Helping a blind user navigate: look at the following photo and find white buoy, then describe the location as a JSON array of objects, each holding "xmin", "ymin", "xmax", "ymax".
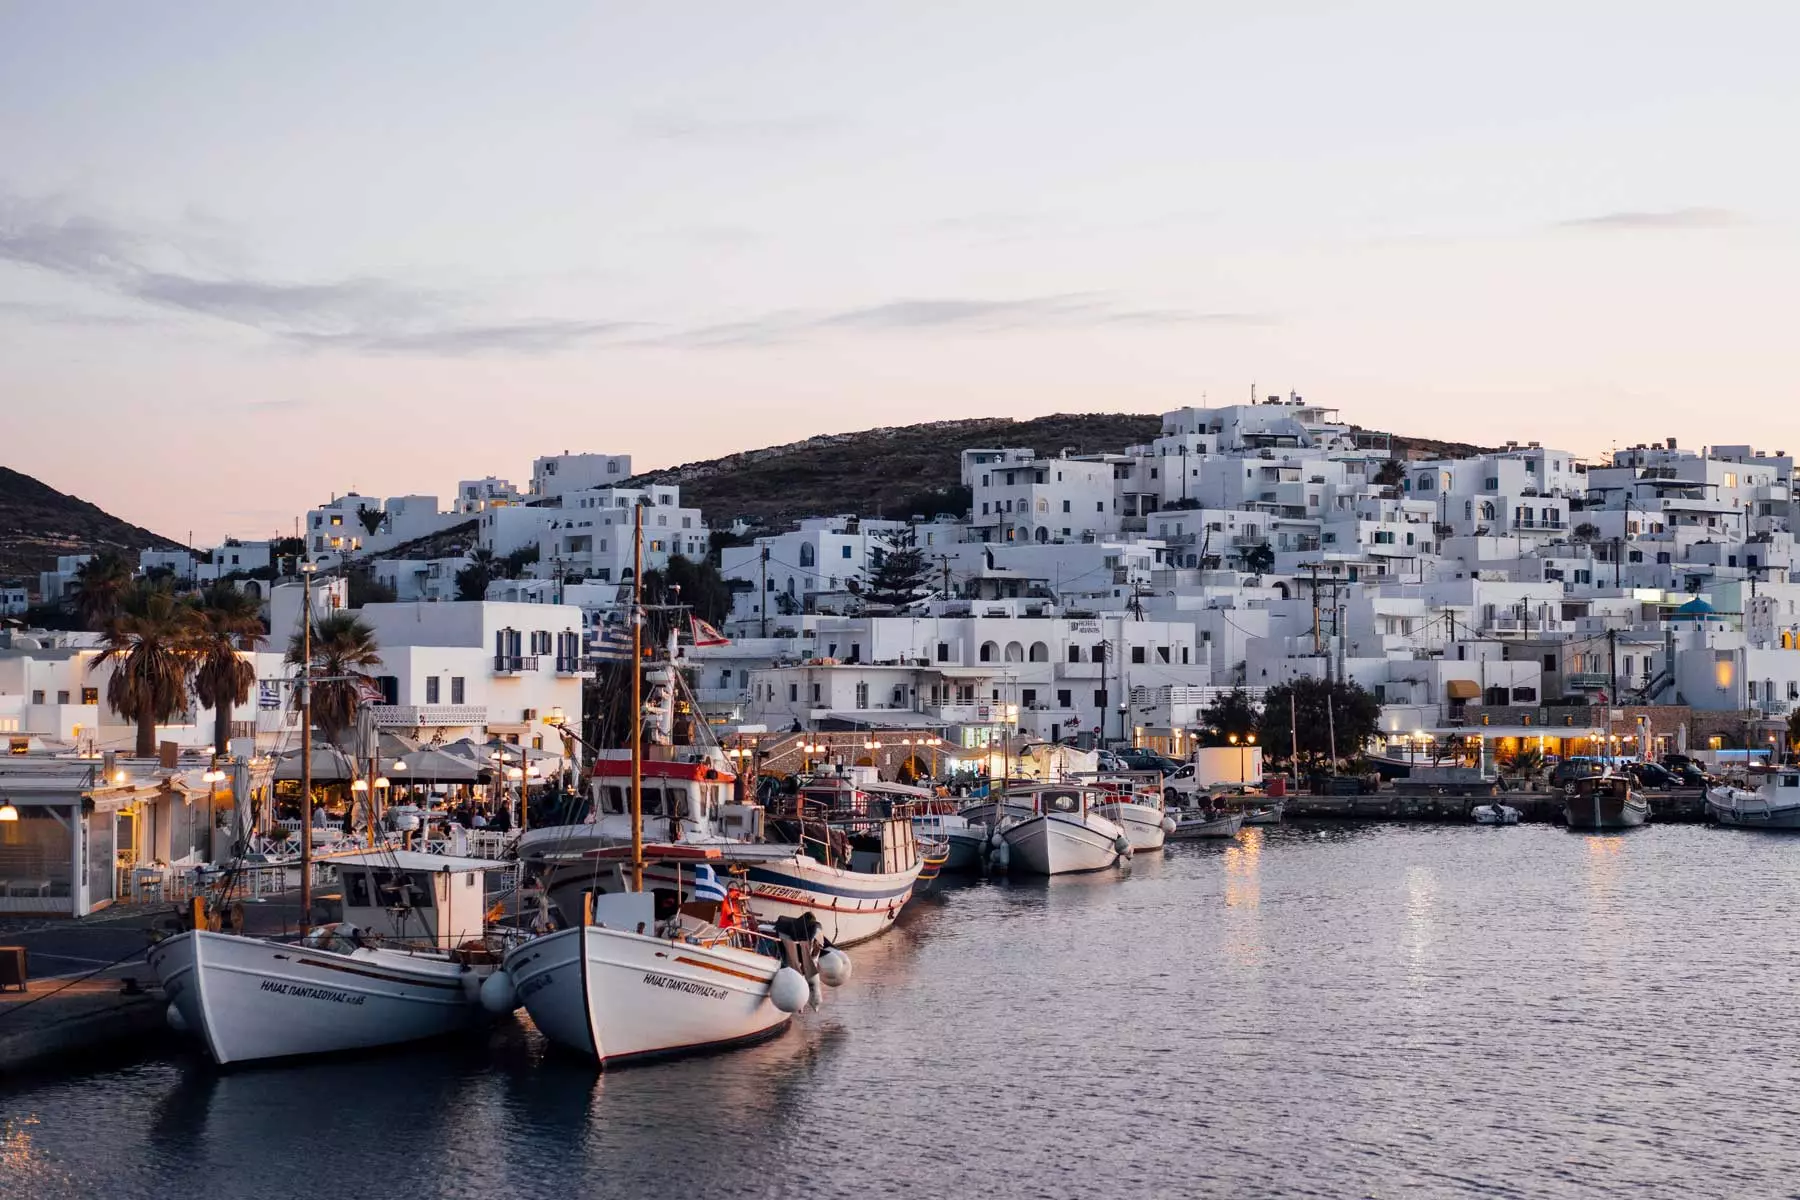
[
  {"xmin": 990, "ymin": 831, "xmax": 1005, "ymax": 850},
  {"xmin": 1161, "ymin": 815, "xmax": 1178, "ymax": 833},
  {"xmin": 818, "ymin": 947, "xmax": 853, "ymax": 987},
  {"xmin": 479, "ymin": 969, "xmax": 519, "ymax": 1014},
  {"xmin": 769, "ymin": 967, "xmax": 809, "ymax": 1013},
  {"xmin": 165, "ymin": 1003, "xmax": 189, "ymax": 1033},
  {"xmin": 1113, "ymin": 834, "xmax": 1131, "ymax": 855},
  {"xmin": 992, "ymin": 841, "xmax": 1011, "ymax": 871}
]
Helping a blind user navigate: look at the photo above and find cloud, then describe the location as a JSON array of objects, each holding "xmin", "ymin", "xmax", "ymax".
[
  {"xmin": 816, "ymin": 295, "xmax": 1267, "ymax": 334},
  {"xmin": 1554, "ymin": 207, "xmax": 1742, "ymax": 231},
  {"xmin": 0, "ymin": 191, "xmax": 631, "ymax": 356},
  {"xmin": 290, "ymin": 319, "xmax": 642, "ymax": 355},
  {"xmin": 0, "ymin": 299, "xmax": 157, "ymax": 328}
]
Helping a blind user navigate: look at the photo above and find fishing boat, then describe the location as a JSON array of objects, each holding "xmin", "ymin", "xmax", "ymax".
[
  {"xmin": 913, "ymin": 809, "xmax": 988, "ymax": 872},
  {"xmin": 995, "ymin": 784, "xmax": 1130, "ymax": 875},
  {"xmin": 1166, "ymin": 809, "xmax": 1246, "ymax": 840},
  {"xmin": 1706, "ymin": 768, "xmax": 1800, "ymax": 829},
  {"xmin": 497, "ymin": 506, "xmax": 846, "ymax": 1067},
  {"xmin": 1472, "ymin": 803, "xmax": 1522, "ymax": 825},
  {"xmin": 1092, "ymin": 785, "xmax": 1176, "ymax": 851},
  {"xmin": 149, "ymin": 850, "xmax": 515, "ymax": 1066},
  {"xmin": 1562, "ymin": 773, "xmax": 1649, "ymax": 830},
  {"xmin": 1241, "ymin": 801, "xmax": 1285, "ymax": 825}
]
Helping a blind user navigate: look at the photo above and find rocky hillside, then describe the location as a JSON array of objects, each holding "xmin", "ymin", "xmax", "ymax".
[
  {"xmin": 0, "ymin": 466, "xmax": 180, "ymax": 582},
  {"xmin": 626, "ymin": 412, "xmax": 1491, "ymax": 529}
]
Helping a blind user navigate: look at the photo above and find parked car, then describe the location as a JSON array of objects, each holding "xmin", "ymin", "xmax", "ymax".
[
  {"xmin": 1117, "ymin": 748, "xmax": 1182, "ymax": 775},
  {"xmin": 1549, "ymin": 756, "xmax": 1610, "ymax": 788},
  {"xmin": 1093, "ymin": 749, "xmax": 1127, "ymax": 773},
  {"xmin": 1628, "ymin": 761, "xmax": 1678, "ymax": 789},
  {"xmin": 1161, "ymin": 762, "xmax": 1206, "ymax": 803}
]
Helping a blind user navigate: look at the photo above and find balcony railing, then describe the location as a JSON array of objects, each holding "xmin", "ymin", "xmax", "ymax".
[
  {"xmin": 493, "ymin": 655, "xmax": 540, "ymax": 673},
  {"xmin": 372, "ymin": 704, "xmax": 489, "ymax": 727},
  {"xmin": 554, "ymin": 656, "xmax": 584, "ymax": 674}
]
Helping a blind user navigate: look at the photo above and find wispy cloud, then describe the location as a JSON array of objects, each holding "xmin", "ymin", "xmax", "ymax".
[
  {"xmin": 0, "ymin": 191, "xmax": 631, "ymax": 356},
  {"xmin": 1554, "ymin": 207, "xmax": 1743, "ymax": 231}
]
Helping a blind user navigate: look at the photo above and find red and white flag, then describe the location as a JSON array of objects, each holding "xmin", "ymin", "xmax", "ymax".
[{"xmin": 690, "ymin": 616, "xmax": 730, "ymax": 647}]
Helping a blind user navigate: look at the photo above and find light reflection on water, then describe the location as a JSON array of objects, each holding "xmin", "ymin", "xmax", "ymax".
[{"xmin": 5, "ymin": 823, "xmax": 1798, "ymax": 1198}]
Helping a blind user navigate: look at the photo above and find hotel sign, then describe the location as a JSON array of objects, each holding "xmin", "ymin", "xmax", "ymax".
[{"xmin": 1067, "ymin": 619, "xmax": 1102, "ymax": 634}]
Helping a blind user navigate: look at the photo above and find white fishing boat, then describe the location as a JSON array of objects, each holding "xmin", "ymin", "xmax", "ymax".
[
  {"xmin": 913, "ymin": 810, "xmax": 989, "ymax": 872},
  {"xmin": 497, "ymin": 506, "xmax": 847, "ymax": 1067},
  {"xmin": 1093, "ymin": 787, "xmax": 1176, "ymax": 851},
  {"xmin": 1472, "ymin": 803, "xmax": 1522, "ymax": 825},
  {"xmin": 149, "ymin": 851, "xmax": 514, "ymax": 1067},
  {"xmin": 996, "ymin": 785, "xmax": 1130, "ymax": 875},
  {"xmin": 1166, "ymin": 809, "xmax": 1246, "ymax": 840},
  {"xmin": 1707, "ymin": 768, "xmax": 1800, "ymax": 829},
  {"xmin": 499, "ymin": 868, "xmax": 842, "ymax": 1066}
]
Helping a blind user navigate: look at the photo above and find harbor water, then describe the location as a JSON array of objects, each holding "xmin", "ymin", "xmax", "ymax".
[{"xmin": 5, "ymin": 822, "xmax": 1797, "ymax": 1198}]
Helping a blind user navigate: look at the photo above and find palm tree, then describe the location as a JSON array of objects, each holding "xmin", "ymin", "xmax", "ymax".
[
  {"xmin": 69, "ymin": 551, "xmax": 134, "ymax": 630},
  {"xmin": 92, "ymin": 581, "xmax": 201, "ymax": 757},
  {"xmin": 189, "ymin": 583, "xmax": 265, "ymax": 757},
  {"xmin": 286, "ymin": 611, "xmax": 382, "ymax": 744}
]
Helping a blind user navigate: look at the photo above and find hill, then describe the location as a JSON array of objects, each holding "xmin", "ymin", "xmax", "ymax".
[
  {"xmin": 626, "ymin": 413, "xmax": 1165, "ymax": 529},
  {"xmin": 626, "ymin": 412, "xmax": 1493, "ymax": 530},
  {"xmin": 0, "ymin": 466, "xmax": 181, "ymax": 583}
]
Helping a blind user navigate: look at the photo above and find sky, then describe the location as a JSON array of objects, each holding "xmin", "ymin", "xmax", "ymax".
[{"xmin": 3, "ymin": 2, "xmax": 1797, "ymax": 543}]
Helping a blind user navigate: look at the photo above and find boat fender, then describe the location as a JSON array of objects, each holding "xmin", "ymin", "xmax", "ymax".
[
  {"xmin": 1161, "ymin": 816, "xmax": 1178, "ymax": 834},
  {"xmin": 989, "ymin": 832, "xmax": 1005, "ymax": 850},
  {"xmin": 992, "ymin": 841, "xmax": 1010, "ymax": 871},
  {"xmin": 1113, "ymin": 834, "xmax": 1131, "ymax": 855},
  {"xmin": 769, "ymin": 967, "xmax": 809, "ymax": 1014},
  {"xmin": 817, "ymin": 947, "xmax": 853, "ymax": 987},
  {"xmin": 165, "ymin": 1003, "xmax": 189, "ymax": 1033},
  {"xmin": 479, "ymin": 969, "xmax": 519, "ymax": 1015}
]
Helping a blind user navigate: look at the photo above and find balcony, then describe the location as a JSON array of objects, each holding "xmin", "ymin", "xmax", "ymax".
[
  {"xmin": 554, "ymin": 656, "xmax": 584, "ymax": 674},
  {"xmin": 1565, "ymin": 673, "xmax": 1610, "ymax": 690},
  {"xmin": 372, "ymin": 704, "xmax": 489, "ymax": 728},
  {"xmin": 493, "ymin": 655, "xmax": 540, "ymax": 674}
]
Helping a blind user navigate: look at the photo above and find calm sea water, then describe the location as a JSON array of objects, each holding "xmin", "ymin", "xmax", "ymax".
[{"xmin": 5, "ymin": 823, "xmax": 1798, "ymax": 1199}]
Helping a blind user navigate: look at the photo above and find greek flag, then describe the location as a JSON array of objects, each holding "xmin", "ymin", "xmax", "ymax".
[
  {"xmin": 692, "ymin": 864, "xmax": 729, "ymax": 903},
  {"xmin": 591, "ymin": 623, "xmax": 633, "ymax": 663}
]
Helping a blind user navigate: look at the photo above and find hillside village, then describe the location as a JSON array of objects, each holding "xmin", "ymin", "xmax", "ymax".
[{"xmin": 6, "ymin": 394, "xmax": 1797, "ymax": 789}]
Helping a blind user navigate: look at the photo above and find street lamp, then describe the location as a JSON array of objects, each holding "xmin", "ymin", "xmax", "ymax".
[{"xmin": 0, "ymin": 795, "xmax": 16, "ymax": 822}]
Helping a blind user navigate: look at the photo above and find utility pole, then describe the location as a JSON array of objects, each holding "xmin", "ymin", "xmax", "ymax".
[
  {"xmin": 1613, "ymin": 536, "xmax": 1623, "ymax": 590},
  {"xmin": 937, "ymin": 554, "xmax": 953, "ymax": 598},
  {"xmin": 759, "ymin": 546, "xmax": 769, "ymax": 638},
  {"xmin": 1309, "ymin": 563, "xmax": 1322, "ymax": 655},
  {"xmin": 1608, "ymin": 627, "xmax": 1618, "ymax": 710}
]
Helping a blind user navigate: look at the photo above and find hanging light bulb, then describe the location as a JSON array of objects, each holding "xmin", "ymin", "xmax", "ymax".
[{"xmin": 0, "ymin": 798, "xmax": 17, "ymax": 822}]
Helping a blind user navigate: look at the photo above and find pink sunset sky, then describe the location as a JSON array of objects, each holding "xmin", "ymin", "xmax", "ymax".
[{"xmin": 3, "ymin": 2, "xmax": 1797, "ymax": 543}]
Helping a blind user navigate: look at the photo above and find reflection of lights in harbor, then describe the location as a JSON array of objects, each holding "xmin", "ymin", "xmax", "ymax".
[
  {"xmin": 1, "ymin": 1114, "xmax": 40, "ymax": 1170},
  {"xmin": 1222, "ymin": 827, "xmax": 1263, "ymax": 909}
]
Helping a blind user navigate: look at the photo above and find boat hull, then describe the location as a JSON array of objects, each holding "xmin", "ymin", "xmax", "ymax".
[
  {"xmin": 1000, "ymin": 812, "xmax": 1124, "ymax": 875},
  {"xmin": 503, "ymin": 924, "xmax": 790, "ymax": 1066},
  {"xmin": 1706, "ymin": 787, "xmax": 1800, "ymax": 829},
  {"xmin": 942, "ymin": 827, "xmax": 989, "ymax": 872},
  {"xmin": 147, "ymin": 930, "xmax": 493, "ymax": 1067},
  {"xmin": 1562, "ymin": 796, "xmax": 1649, "ymax": 829},
  {"xmin": 1241, "ymin": 802, "xmax": 1284, "ymax": 825},
  {"xmin": 1095, "ymin": 801, "xmax": 1168, "ymax": 851},
  {"xmin": 1168, "ymin": 812, "xmax": 1246, "ymax": 840}
]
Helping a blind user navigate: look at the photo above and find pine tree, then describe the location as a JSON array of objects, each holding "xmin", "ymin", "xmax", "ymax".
[{"xmin": 863, "ymin": 529, "xmax": 931, "ymax": 608}]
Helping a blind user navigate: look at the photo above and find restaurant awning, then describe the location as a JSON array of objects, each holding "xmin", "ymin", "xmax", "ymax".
[{"xmin": 1445, "ymin": 679, "xmax": 1482, "ymax": 700}]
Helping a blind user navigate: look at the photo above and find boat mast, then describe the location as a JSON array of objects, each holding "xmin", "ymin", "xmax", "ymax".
[
  {"xmin": 299, "ymin": 561, "xmax": 315, "ymax": 923},
  {"xmin": 630, "ymin": 503, "xmax": 644, "ymax": 892}
]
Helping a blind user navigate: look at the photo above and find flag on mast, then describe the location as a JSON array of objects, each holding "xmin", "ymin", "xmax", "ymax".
[{"xmin": 690, "ymin": 616, "xmax": 730, "ymax": 647}]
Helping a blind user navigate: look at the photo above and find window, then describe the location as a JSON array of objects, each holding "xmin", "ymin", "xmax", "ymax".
[
  {"xmin": 1131, "ymin": 646, "xmax": 1146, "ymax": 664},
  {"xmin": 30, "ymin": 690, "xmax": 44, "ymax": 705},
  {"xmin": 426, "ymin": 677, "xmax": 440, "ymax": 704},
  {"xmin": 1094, "ymin": 689, "xmax": 1108, "ymax": 707},
  {"xmin": 1096, "ymin": 502, "xmax": 1105, "ymax": 512},
  {"xmin": 789, "ymin": 684, "xmax": 799, "ymax": 703},
  {"xmin": 81, "ymin": 687, "xmax": 98, "ymax": 705},
  {"xmin": 56, "ymin": 690, "xmax": 69, "ymax": 704},
  {"xmin": 937, "ymin": 642, "xmax": 949, "ymax": 662},
  {"xmin": 1022, "ymin": 689, "xmax": 1037, "ymax": 707},
  {"xmin": 1157, "ymin": 647, "xmax": 1170, "ymax": 664},
  {"xmin": 1057, "ymin": 689, "xmax": 1072, "ymax": 708},
  {"xmin": 1749, "ymin": 681, "xmax": 1759, "ymax": 701},
  {"xmin": 1543, "ymin": 654, "xmax": 1557, "ymax": 670},
  {"xmin": 841, "ymin": 545, "xmax": 852, "ymax": 559},
  {"xmin": 855, "ymin": 682, "xmax": 869, "ymax": 708},
  {"xmin": 1068, "ymin": 645, "xmax": 1081, "ymax": 663},
  {"xmin": 1062, "ymin": 500, "xmax": 1071, "ymax": 513},
  {"xmin": 799, "ymin": 544, "xmax": 816, "ymax": 568},
  {"xmin": 811, "ymin": 683, "xmax": 821, "ymax": 702}
]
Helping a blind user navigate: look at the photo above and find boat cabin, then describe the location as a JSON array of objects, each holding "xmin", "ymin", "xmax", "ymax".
[
  {"xmin": 588, "ymin": 755, "xmax": 764, "ymax": 840},
  {"xmin": 1568, "ymin": 774, "xmax": 1633, "ymax": 803},
  {"xmin": 329, "ymin": 850, "xmax": 505, "ymax": 949}
]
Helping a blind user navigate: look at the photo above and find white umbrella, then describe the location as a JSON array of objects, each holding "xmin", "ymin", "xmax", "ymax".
[{"xmin": 272, "ymin": 744, "xmax": 357, "ymax": 782}]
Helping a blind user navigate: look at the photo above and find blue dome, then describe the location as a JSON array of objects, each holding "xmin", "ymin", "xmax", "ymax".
[{"xmin": 1670, "ymin": 596, "xmax": 1715, "ymax": 621}]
